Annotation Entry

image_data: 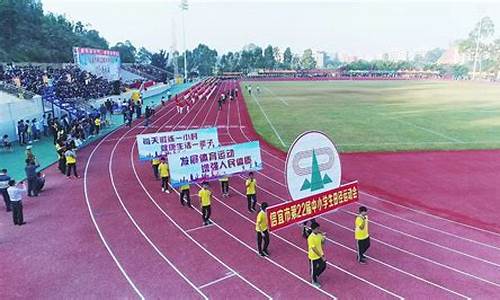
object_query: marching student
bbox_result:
[308,222,327,287]
[198,182,212,225]
[245,172,257,212]
[151,157,160,180]
[65,146,79,178]
[179,183,192,208]
[7,179,27,226]
[355,206,371,264]
[256,202,270,257]
[158,157,170,193]
[219,176,229,197]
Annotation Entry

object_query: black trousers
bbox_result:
[180,189,191,207]
[1,188,11,211]
[310,258,327,283]
[58,158,66,174]
[202,205,211,223]
[221,181,229,194]
[357,237,371,261]
[152,165,159,179]
[257,230,270,254]
[12,201,23,225]
[161,176,170,190]
[27,177,38,196]
[66,163,78,177]
[247,194,257,211]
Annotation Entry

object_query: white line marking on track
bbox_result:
[198,272,237,289]
[387,116,464,143]
[186,223,215,233]
[250,92,288,147]
[263,86,289,106]
[84,130,145,300]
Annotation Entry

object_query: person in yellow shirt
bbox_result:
[219,176,229,197]
[158,157,170,193]
[245,172,257,212]
[151,157,160,180]
[198,182,212,225]
[94,117,101,135]
[355,206,370,264]
[64,147,79,178]
[179,183,192,208]
[308,222,326,287]
[255,202,270,257]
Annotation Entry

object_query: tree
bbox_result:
[263,45,276,69]
[136,47,152,64]
[110,40,137,63]
[424,48,446,65]
[283,47,293,69]
[273,47,282,66]
[151,50,169,69]
[459,17,495,62]
[301,49,317,69]
[190,44,218,76]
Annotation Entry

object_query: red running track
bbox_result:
[2,78,500,299]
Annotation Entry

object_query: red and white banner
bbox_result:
[266,181,359,232]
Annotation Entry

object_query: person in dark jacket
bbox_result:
[0,169,11,211]
[25,159,40,197]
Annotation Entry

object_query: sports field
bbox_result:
[241,80,500,152]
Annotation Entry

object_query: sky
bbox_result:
[41,0,500,58]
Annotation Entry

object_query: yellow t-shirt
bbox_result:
[246,178,256,195]
[255,211,268,232]
[198,189,211,206]
[95,118,101,126]
[66,155,76,164]
[308,232,324,260]
[152,158,160,166]
[180,184,189,191]
[158,163,169,177]
[355,215,369,240]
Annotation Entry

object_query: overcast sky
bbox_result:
[41,0,500,58]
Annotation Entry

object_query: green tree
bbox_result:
[263,45,276,69]
[190,44,218,76]
[110,40,136,63]
[136,47,152,64]
[151,50,169,69]
[283,47,293,69]
[301,49,317,69]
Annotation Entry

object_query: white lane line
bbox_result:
[129,80,274,300]
[198,272,237,289]
[355,204,500,252]
[109,124,208,299]
[360,191,500,239]
[263,86,289,106]
[186,223,215,233]
[249,133,500,240]
[387,116,464,143]
[249,92,288,148]
[84,130,145,300]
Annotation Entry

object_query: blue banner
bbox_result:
[73,47,121,81]
[169,141,263,188]
[136,127,219,160]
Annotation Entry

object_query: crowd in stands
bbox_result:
[124,64,171,82]
[0,64,119,100]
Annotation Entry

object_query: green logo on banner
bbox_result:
[300,149,333,192]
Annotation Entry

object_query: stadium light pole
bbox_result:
[180,0,188,81]
[472,17,483,80]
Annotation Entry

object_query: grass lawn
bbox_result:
[241,80,500,153]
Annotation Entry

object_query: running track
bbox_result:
[1,79,500,299]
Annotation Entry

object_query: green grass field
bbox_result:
[241,80,500,153]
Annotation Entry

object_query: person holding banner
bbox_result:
[308,222,327,288]
[158,157,170,193]
[198,182,212,225]
[219,176,229,198]
[246,172,257,212]
[256,202,270,257]
[151,157,160,180]
[355,206,370,264]
[179,184,192,208]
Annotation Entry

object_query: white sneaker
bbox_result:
[166,190,170,194]
[162,188,165,192]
